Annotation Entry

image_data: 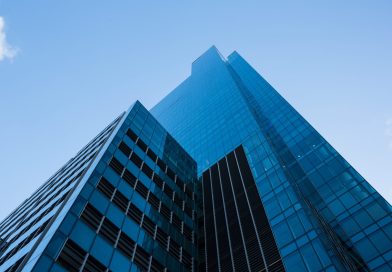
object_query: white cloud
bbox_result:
[0,16,17,61]
[385,118,392,150]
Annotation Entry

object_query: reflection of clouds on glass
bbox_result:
[385,118,392,150]
[0,16,17,61]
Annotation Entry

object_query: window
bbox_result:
[133,246,150,271]
[99,218,119,245]
[141,216,156,237]
[112,192,128,213]
[56,239,86,272]
[163,184,173,199]
[130,153,143,168]
[83,254,107,272]
[166,168,175,181]
[168,238,181,259]
[0,220,49,266]
[184,205,192,218]
[116,232,135,258]
[185,186,193,199]
[118,142,132,157]
[97,178,115,199]
[173,194,182,208]
[136,138,148,152]
[176,177,184,190]
[56,239,108,272]
[127,204,143,225]
[122,169,137,188]
[160,205,171,221]
[126,129,138,142]
[171,214,182,230]
[146,149,158,162]
[147,193,160,210]
[142,164,153,179]
[152,174,164,189]
[155,228,168,248]
[108,157,124,175]
[150,257,165,272]
[4,254,26,272]
[157,158,166,172]
[183,225,193,241]
[135,181,149,199]
[182,250,193,270]
[80,204,102,232]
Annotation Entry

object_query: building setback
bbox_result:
[0,47,391,272]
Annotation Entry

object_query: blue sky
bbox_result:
[0,1,391,220]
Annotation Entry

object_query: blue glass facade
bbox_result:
[0,113,123,272]
[152,47,392,271]
[0,46,391,272]
[0,102,198,272]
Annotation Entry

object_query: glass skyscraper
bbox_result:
[151,47,392,271]
[0,47,391,272]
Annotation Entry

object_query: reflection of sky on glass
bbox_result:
[0,1,391,220]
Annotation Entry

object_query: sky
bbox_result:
[0,1,391,221]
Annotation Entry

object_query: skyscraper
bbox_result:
[0,47,391,272]
[151,47,392,272]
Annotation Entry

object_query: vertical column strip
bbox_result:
[211,164,233,271]
[216,162,236,271]
[202,171,219,271]
[208,168,222,272]
[218,159,249,271]
[224,157,252,272]
[233,147,268,272]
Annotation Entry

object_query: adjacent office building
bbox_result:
[0,102,198,272]
[0,47,391,272]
